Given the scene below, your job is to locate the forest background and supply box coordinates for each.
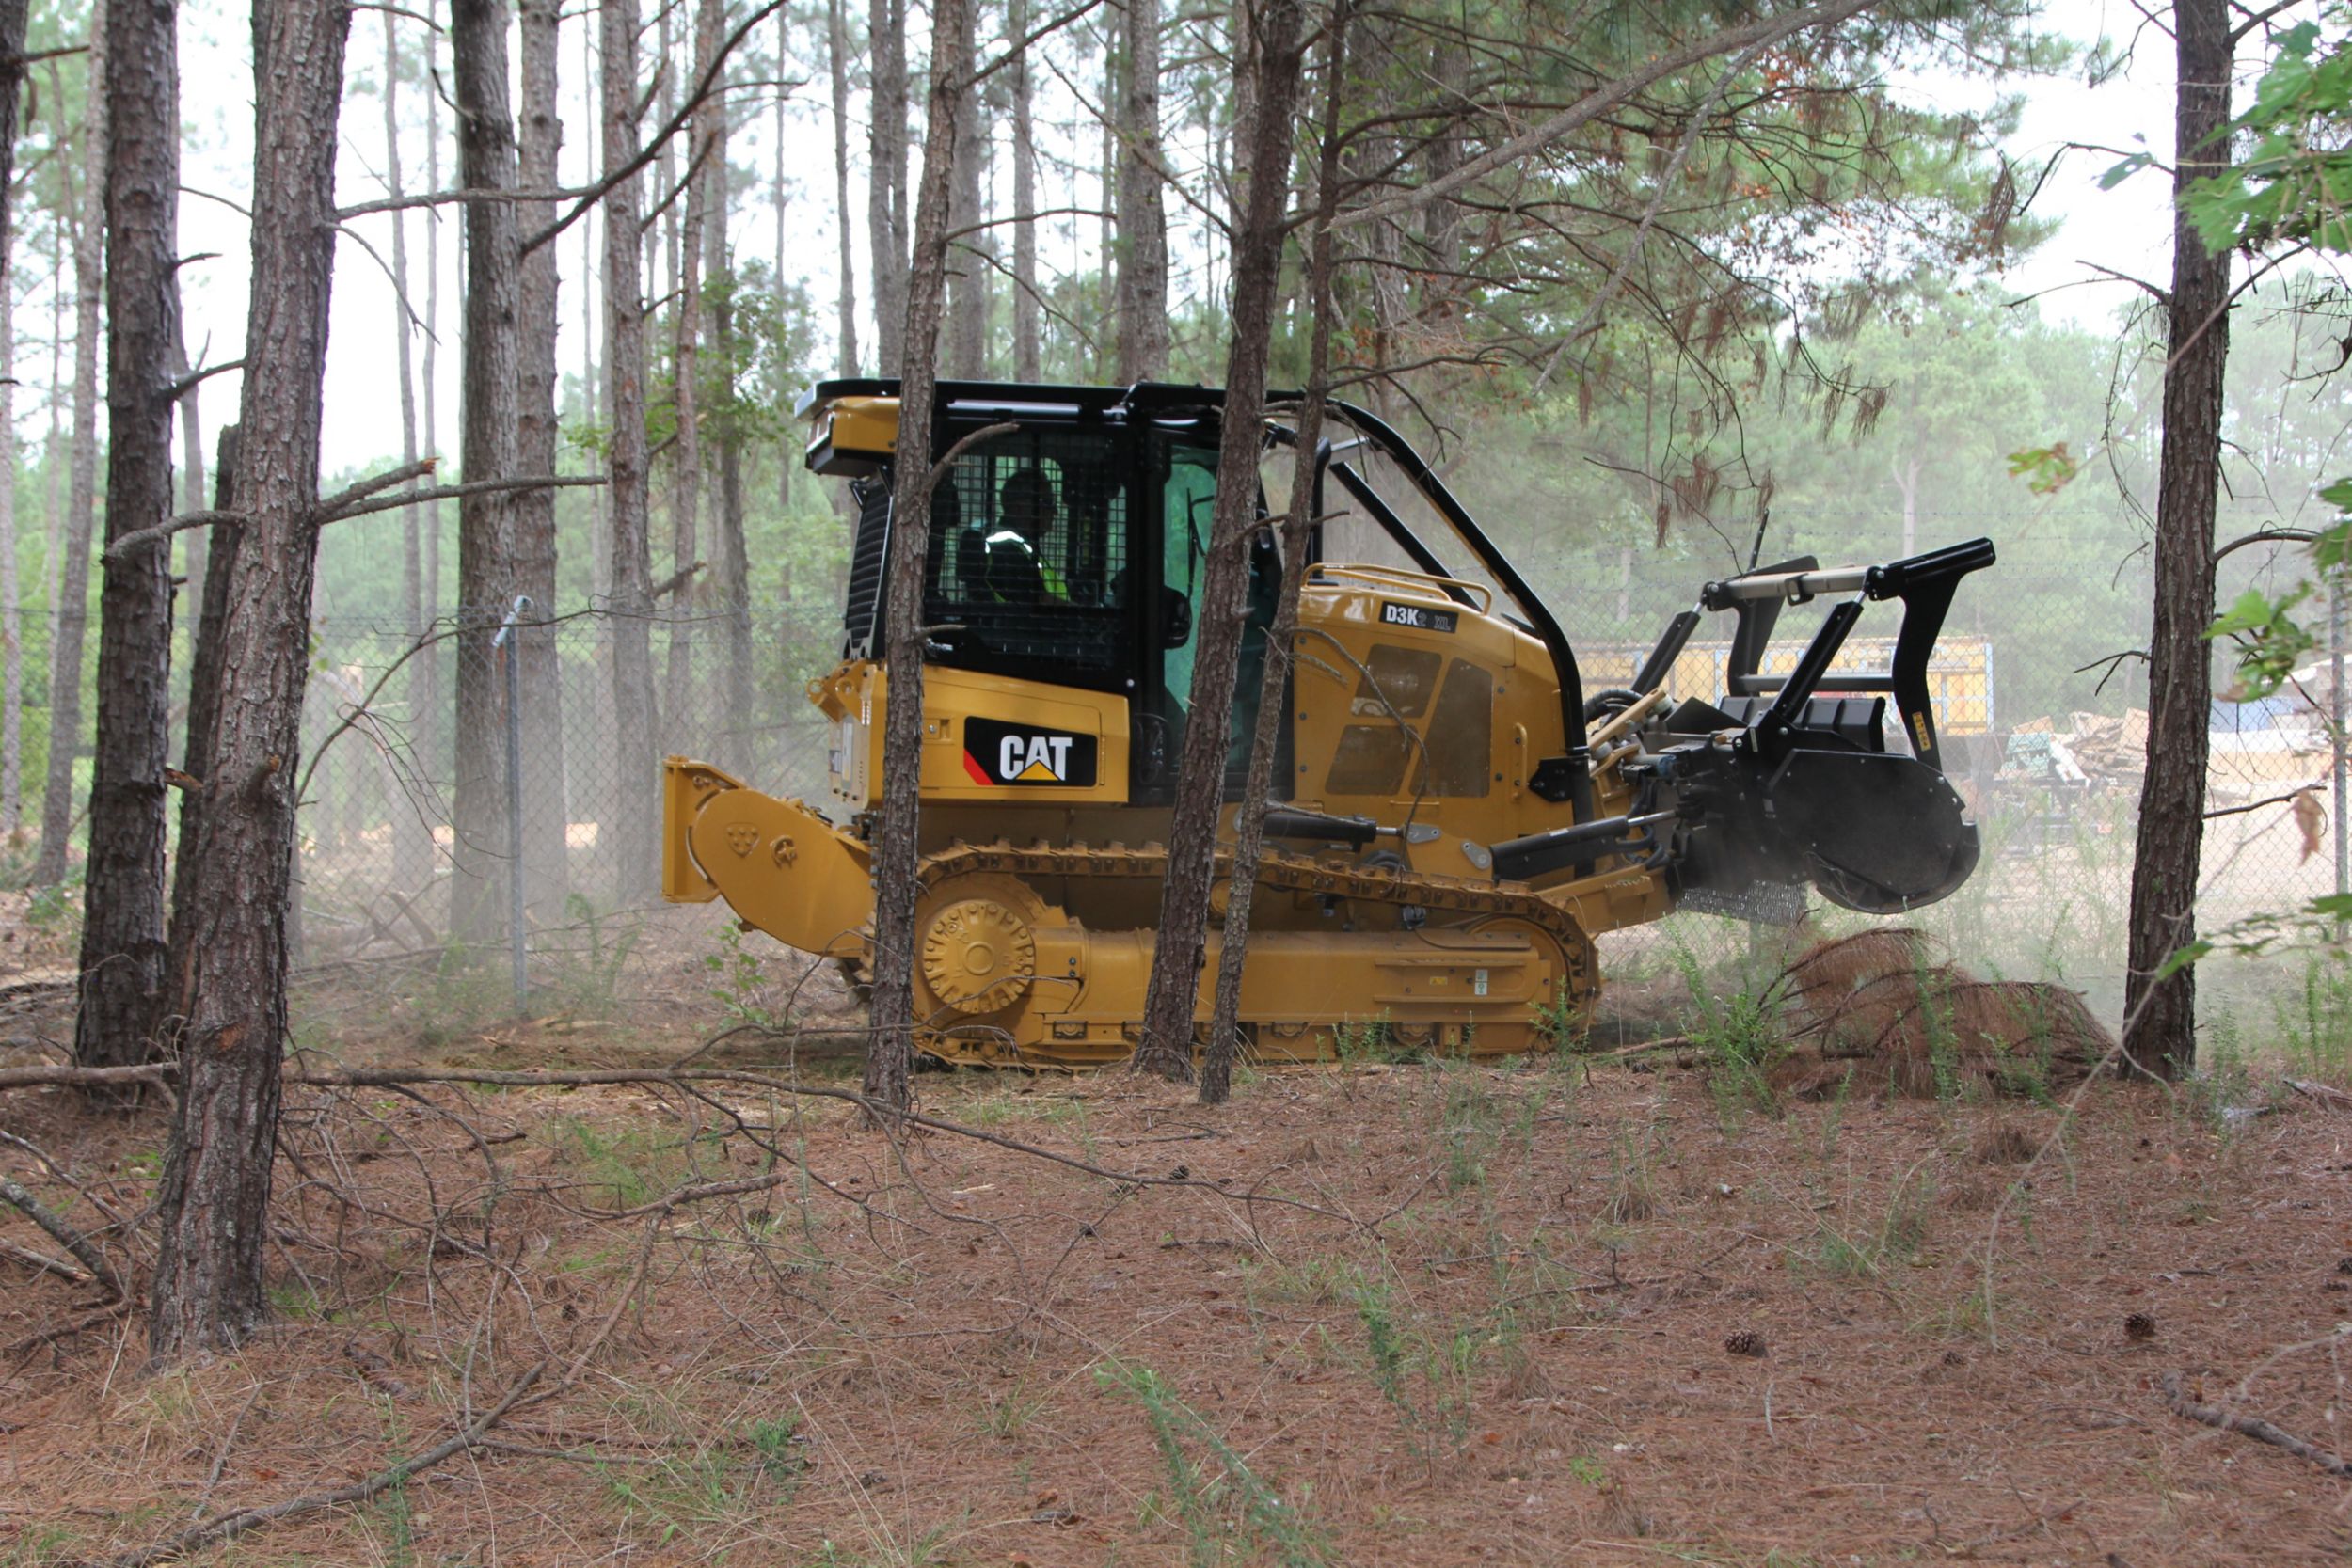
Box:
[0,0,2344,1022]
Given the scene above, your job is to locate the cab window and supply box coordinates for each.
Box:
[1139,437,1279,797]
[922,426,1131,682]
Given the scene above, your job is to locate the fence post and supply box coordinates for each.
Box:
[494,595,532,1012]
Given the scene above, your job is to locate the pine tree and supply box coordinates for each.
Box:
[74,0,183,1071]
[151,0,354,1360]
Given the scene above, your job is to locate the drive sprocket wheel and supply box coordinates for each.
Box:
[915,874,1050,1018]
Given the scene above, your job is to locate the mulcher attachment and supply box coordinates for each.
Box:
[1613,538,1994,916]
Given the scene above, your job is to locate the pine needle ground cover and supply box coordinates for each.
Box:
[6,1030,2348,1566]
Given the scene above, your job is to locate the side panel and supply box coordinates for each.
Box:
[812,660,1132,809]
[1289,574,1578,875]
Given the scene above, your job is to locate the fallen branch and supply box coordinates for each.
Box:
[1,1060,1353,1221]
[0,1062,173,1091]
[0,1129,137,1233]
[190,1386,267,1522]
[2285,1077,2352,1111]
[100,1360,547,1568]
[1585,1035,1692,1060]
[2156,1370,2352,1478]
[1942,1497,2084,1555]
[0,1237,91,1285]
[3,1299,133,1361]
[0,1175,129,1300]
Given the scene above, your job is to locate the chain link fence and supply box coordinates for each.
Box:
[0,518,2339,1027]
[287,607,834,995]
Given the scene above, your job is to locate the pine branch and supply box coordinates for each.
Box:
[99,1362,548,1568]
[2158,1370,2352,1478]
[0,1175,128,1300]
[518,0,790,256]
[1332,0,1879,232]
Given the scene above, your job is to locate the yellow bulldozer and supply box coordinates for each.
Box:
[662,380,1995,1068]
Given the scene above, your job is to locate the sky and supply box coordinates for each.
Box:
[1941,0,2208,326]
[23,0,2322,478]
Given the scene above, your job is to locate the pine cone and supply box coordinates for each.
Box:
[1724,1329,1768,1358]
[2124,1312,2157,1342]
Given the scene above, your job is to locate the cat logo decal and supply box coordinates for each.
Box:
[960,718,1098,788]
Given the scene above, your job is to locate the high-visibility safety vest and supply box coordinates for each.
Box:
[985,530,1067,599]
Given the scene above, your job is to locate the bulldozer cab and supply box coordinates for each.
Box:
[808,381,1284,803]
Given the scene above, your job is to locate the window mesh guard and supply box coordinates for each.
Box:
[925,428,1131,674]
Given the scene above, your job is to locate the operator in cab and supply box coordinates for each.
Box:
[985,466,1066,603]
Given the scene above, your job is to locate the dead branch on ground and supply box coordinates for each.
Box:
[0,1237,91,1284]
[2286,1077,2352,1111]
[2,1062,1359,1222]
[2156,1370,2352,1478]
[0,1175,128,1300]
[96,1360,548,1568]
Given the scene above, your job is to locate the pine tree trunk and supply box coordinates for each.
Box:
[0,239,18,842]
[662,0,710,751]
[171,321,206,657]
[41,213,64,627]
[658,2,677,306]
[946,1,984,381]
[582,11,604,594]
[645,6,665,327]
[601,0,660,903]
[515,0,568,920]
[1132,0,1305,1082]
[150,0,351,1362]
[715,406,750,755]
[866,0,967,1118]
[75,0,179,1071]
[2123,0,2233,1079]
[1227,0,1253,245]
[167,427,238,1028]
[828,0,859,378]
[1417,39,1466,295]
[383,7,435,896]
[1114,0,1168,380]
[0,0,23,842]
[419,13,444,862]
[1097,9,1116,376]
[33,0,106,888]
[1203,0,1344,1105]
[700,34,753,756]
[0,0,22,268]
[1353,8,1401,415]
[867,0,907,372]
[1009,0,1039,383]
[449,0,525,947]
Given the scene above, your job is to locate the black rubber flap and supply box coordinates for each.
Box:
[1765,749,1980,914]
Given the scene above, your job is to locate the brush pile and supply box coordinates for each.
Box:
[1766,928,2114,1100]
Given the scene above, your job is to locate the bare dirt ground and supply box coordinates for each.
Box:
[8,1014,2352,1567]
